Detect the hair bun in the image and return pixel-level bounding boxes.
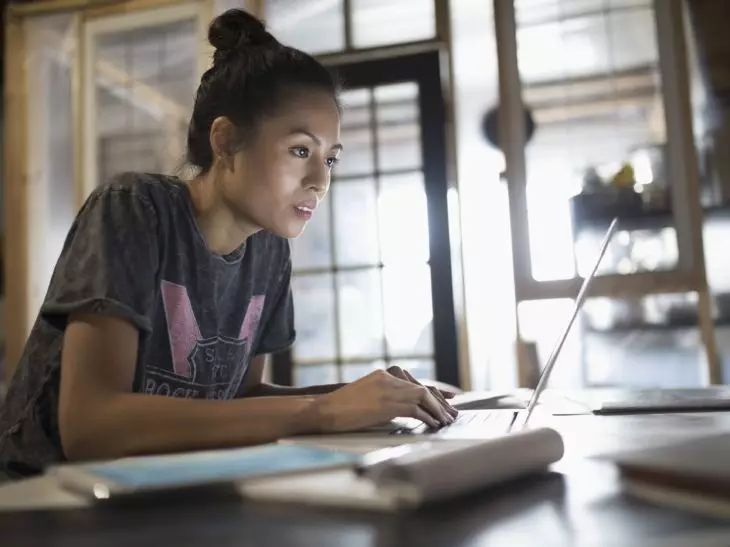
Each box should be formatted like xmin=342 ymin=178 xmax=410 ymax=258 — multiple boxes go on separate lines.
xmin=209 ymin=9 xmax=276 ymax=59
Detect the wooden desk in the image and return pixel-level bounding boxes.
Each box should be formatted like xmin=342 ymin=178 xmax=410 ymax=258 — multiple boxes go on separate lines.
xmin=2 ymin=413 xmax=730 ymax=546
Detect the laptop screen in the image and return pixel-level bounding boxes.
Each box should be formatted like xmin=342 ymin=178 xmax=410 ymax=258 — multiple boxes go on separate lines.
xmin=520 ymin=218 xmax=619 ymax=426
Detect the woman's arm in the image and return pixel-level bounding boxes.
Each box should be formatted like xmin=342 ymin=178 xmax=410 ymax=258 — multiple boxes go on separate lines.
xmin=240 ymin=357 xmax=458 ymax=399
xmin=240 ymin=355 xmax=345 ymax=397
xmin=58 ymin=314 xmax=324 ymax=461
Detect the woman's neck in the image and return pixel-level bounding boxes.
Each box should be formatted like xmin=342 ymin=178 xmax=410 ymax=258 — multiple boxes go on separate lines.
xmin=186 ymin=173 xmax=259 ymax=256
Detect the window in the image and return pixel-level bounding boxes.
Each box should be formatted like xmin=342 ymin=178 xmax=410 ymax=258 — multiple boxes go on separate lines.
xmin=275 ymin=52 xmax=459 ymax=387
xmin=513 ymin=0 xmax=669 ymax=282
xmin=265 ymin=0 xmax=436 ymax=54
xmin=83 ymin=6 xmax=200 ymax=194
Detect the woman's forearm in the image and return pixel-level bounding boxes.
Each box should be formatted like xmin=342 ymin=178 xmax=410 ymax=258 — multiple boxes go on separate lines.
xmin=60 ymin=392 xmax=322 ymax=461
xmin=245 ymin=382 xmax=346 ymax=397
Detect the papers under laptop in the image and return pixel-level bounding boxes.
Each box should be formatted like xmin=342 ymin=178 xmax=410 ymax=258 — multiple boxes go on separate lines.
xmin=289 ymin=218 xmax=619 ymax=448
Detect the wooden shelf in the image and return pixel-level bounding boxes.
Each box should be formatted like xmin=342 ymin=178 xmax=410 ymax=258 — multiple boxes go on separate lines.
xmin=584 ymin=316 xmax=730 ymax=335
xmin=571 ymin=204 xmax=730 ymax=233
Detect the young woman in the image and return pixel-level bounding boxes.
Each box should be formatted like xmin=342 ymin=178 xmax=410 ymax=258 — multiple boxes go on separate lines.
xmin=0 ymin=9 xmax=456 ymax=479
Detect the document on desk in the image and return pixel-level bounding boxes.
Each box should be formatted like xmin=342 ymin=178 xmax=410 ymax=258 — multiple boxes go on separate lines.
xmin=240 ymin=427 xmax=564 ymax=511
xmin=601 ymin=433 xmax=730 ymax=519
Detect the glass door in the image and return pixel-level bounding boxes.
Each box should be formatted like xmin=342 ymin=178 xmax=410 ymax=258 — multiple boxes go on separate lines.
xmin=275 ymin=51 xmax=460 ymax=388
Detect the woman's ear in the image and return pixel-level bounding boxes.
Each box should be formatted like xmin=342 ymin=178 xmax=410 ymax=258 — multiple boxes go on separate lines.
xmin=209 ymin=116 xmax=237 ymax=171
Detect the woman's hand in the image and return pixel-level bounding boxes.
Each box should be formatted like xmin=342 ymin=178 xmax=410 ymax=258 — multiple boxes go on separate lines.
xmin=313 ymin=367 xmax=458 ymax=432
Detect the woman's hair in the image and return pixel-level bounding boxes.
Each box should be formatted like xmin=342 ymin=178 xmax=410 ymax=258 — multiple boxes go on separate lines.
xmin=187 ymin=9 xmax=339 ymax=173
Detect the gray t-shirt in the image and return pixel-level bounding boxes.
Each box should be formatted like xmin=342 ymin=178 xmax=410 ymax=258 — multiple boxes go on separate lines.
xmin=0 ymin=173 xmax=295 ymax=476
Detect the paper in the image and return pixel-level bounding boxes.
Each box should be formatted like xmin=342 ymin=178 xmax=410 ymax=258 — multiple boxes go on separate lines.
xmin=366 ymin=427 xmax=564 ymax=501
xmin=247 ymin=428 xmax=565 ymax=510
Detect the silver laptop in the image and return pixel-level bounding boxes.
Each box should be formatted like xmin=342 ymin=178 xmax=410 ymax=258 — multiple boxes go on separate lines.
xmin=295 ymin=218 xmax=619 ymax=445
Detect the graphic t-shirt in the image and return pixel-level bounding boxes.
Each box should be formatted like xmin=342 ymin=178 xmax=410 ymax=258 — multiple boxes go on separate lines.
xmin=0 ymin=173 xmax=295 ymax=475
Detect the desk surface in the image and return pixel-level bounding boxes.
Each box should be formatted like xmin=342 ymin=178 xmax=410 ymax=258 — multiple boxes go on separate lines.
xmin=3 ymin=412 xmax=730 ymax=546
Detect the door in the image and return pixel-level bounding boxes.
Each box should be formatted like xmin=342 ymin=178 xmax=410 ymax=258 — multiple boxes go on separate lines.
xmin=275 ymin=50 xmax=460 ymax=388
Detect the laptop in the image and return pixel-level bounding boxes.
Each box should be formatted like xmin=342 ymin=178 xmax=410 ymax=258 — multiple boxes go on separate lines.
xmin=589 ymin=387 xmax=730 ymax=414
xmin=290 ymin=219 xmax=619 ymax=446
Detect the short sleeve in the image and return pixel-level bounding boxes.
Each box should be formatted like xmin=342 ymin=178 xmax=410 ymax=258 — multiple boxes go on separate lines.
xmin=255 ymin=253 xmax=296 ymax=355
xmin=41 ymin=185 xmax=160 ymax=333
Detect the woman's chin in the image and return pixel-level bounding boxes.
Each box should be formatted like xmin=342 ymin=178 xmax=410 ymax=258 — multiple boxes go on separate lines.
xmin=271 ymin=220 xmax=307 ymax=240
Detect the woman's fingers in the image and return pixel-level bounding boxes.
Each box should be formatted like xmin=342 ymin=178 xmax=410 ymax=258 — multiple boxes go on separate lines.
xmin=391 ymin=403 xmax=440 ymax=429
xmin=396 ymin=367 xmax=459 ymax=419
xmin=384 ymin=380 xmax=450 ymax=425
xmin=412 ymin=383 xmax=452 ymax=425
xmin=427 ymin=386 xmax=459 ymax=418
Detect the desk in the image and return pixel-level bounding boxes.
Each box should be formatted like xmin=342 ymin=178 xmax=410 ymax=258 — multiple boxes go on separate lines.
xmin=2 ymin=413 xmax=730 ymax=546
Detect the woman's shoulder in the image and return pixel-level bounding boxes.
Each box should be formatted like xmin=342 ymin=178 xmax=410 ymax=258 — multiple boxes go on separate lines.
xmin=80 ymin=172 xmax=187 ymax=223
xmin=92 ymin=172 xmax=182 ymax=204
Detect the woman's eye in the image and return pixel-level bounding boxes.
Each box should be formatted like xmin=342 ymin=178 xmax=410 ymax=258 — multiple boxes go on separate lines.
xmin=326 ymin=157 xmax=340 ymax=168
xmin=290 ymin=147 xmax=310 ymax=159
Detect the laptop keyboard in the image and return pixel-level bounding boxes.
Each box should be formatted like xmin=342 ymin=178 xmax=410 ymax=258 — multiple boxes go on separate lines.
xmin=389 ymin=410 xmax=515 ymax=436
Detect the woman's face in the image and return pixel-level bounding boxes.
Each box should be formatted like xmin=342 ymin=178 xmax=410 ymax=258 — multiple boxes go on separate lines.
xmin=221 ymin=90 xmax=342 ymax=239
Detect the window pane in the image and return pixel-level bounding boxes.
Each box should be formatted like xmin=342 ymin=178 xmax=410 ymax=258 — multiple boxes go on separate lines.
xmin=337 ymin=89 xmax=374 ymax=177
xmin=93 ymin=18 xmax=196 ymax=180
xmin=582 ymin=293 xmax=705 ymax=387
xmin=515 ymin=2 xmax=670 ymax=282
xmin=382 ymin=265 xmax=434 ymax=356
xmin=292 ymin=274 xmax=337 ymax=361
xmin=291 ymin=195 xmax=332 ymax=271
xmin=351 ymin=0 xmax=436 ymax=48
xmin=517 ymin=299 xmax=581 ymax=387
xmin=266 ymin=0 xmax=345 ymax=54
xmin=575 ymin=227 xmax=678 ymax=277
xmin=337 ymin=270 xmax=385 ymax=359
xmin=609 ymin=8 xmax=658 ymax=69
xmin=332 ymin=179 xmax=380 ymax=267
xmin=515 ymin=0 xmax=651 ymax=26
xmin=296 ymin=363 xmax=339 ymax=387
xmin=25 ymin=14 xmax=79 ymax=323
xmin=377 ymin=122 xmax=422 ymax=172
xmin=338 ymin=127 xmax=374 ymax=178
xmin=374 ymin=82 xmax=418 ymax=104
xmin=378 ymin=172 xmax=430 ymax=264
xmin=517 ymin=8 xmax=657 ymax=83
xmin=341 ymin=361 xmax=386 ymax=382
xmin=341 ymin=88 xmax=372 ymax=126
xmin=390 ymin=359 xmax=435 ymax=381
xmin=375 ymin=84 xmax=422 ymax=172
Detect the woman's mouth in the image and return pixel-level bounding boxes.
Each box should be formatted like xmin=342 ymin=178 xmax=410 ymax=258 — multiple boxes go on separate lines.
xmin=293 ymin=205 xmax=314 ymax=220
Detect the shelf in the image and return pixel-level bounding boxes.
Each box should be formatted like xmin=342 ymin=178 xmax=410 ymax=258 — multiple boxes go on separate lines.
xmin=583 ymin=315 xmax=730 ymax=334
xmin=571 ymin=203 xmax=730 ymax=233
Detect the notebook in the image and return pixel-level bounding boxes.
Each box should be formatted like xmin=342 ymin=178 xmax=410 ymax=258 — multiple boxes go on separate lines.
xmin=48 ymin=443 xmax=362 ymax=499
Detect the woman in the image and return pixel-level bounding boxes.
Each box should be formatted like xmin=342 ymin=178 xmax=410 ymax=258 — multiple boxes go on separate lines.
xmin=0 ymin=9 xmax=456 ymax=479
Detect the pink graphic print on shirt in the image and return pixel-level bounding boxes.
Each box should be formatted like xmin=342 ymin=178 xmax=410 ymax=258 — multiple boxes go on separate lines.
xmin=161 ymin=280 xmax=265 ymax=397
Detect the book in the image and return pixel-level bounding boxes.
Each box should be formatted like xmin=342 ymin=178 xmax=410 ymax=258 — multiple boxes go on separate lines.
xmin=601 ymin=433 xmax=730 ymax=519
